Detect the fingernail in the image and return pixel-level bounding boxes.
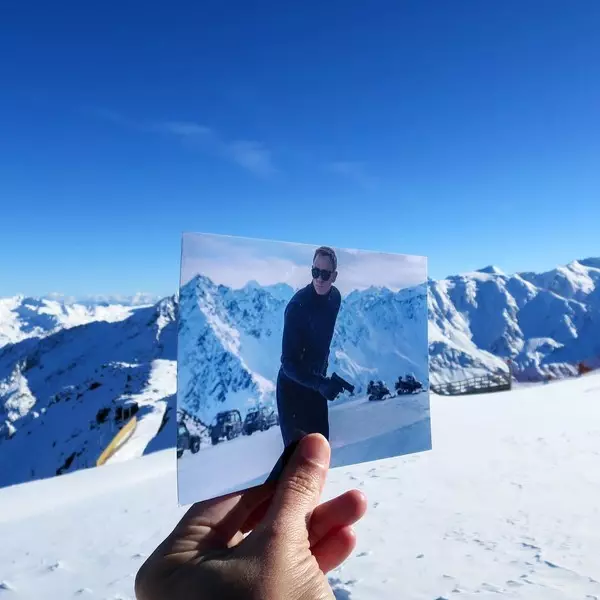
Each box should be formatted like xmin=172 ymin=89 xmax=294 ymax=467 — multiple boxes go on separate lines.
xmin=298 ymin=434 xmax=330 ymax=469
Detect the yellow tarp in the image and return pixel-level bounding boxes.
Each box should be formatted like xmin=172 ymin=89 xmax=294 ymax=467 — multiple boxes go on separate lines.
xmin=96 ymin=416 xmax=138 ymax=467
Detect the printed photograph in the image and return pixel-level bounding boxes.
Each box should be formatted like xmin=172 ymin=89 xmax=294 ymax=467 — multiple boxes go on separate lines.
xmin=177 ymin=232 xmax=430 ymax=505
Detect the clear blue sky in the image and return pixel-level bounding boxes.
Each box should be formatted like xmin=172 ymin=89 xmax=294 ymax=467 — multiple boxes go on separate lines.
xmin=1 ymin=0 xmax=599 ymax=297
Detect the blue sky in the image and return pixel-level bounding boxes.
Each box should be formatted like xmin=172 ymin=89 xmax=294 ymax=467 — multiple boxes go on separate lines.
xmin=181 ymin=232 xmax=427 ymax=295
xmin=1 ymin=1 xmax=599 ymax=297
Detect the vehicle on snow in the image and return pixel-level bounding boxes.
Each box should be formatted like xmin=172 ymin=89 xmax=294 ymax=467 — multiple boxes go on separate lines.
xmin=395 ymin=374 xmax=423 ymax=395
xmin=368 ymin=380 xmax=391 ymax=401
xmin=177 ymin=420 xmax=201 ymax=458
xmin=242 ymin=406 xmax=279 ymax=435
xmin=209 ymin=410 xmax=243 ymax=445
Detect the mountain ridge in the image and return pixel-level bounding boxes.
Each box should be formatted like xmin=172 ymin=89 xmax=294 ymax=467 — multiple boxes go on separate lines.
xmin=177 ymin=274 xmax=428 ymax=424
xmin=0 ymin=295 xmax=149 ymax=348
xmin=1 ymin=256 xmax=599 ymax=487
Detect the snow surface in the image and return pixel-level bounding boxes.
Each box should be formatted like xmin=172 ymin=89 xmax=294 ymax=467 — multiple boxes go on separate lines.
xmin=1 ymin=372 xmax=600 ymax=599
xmin=177 ymin=392 xmax=431 ymax=505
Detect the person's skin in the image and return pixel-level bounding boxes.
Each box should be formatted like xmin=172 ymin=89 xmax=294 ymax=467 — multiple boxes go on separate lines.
xmin=135 ymin=433 xmax=367 ymax=600
xmin=312 ymin=253 xmax=337 ymax=295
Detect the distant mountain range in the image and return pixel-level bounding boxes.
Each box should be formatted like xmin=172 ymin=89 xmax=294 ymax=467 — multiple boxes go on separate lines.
xmin=0 ymin=294 xmax=159 ymax=347
xmin=1 ymin=257 xmax=598 ymax=487
xmin=428 ymin=257 xmax=600 ymax=381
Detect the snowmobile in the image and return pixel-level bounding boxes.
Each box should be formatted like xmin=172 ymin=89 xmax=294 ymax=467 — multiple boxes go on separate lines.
xmin=368 ymin=381 xmax=391 ymax=401
xmin=395 ymin=374 xmax=423 ymax=395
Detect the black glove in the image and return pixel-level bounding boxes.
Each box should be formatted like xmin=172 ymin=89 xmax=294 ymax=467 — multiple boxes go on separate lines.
xmin=318 ymin=377 xmax=341 ymax=401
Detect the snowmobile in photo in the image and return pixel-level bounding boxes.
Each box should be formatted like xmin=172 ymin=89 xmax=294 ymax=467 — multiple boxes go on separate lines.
xmin=177 ymin=421 xmax=201 ymax=458
xmin=395 ymin=374 xmax=423 ymax=395
xmin=368 ymin=380 xmax=391 ymax=401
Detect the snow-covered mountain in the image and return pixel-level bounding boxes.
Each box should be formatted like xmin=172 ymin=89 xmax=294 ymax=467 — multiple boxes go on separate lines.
xmin=429 ymin=257 xmax=600 ymax=382
xmin=0 ymin=295 xmax=151 ymax=348
xmin=2 ymin=371 xmax=599 ymax=599
xmin=1 ymin=256 xmax=599 ymax=489
xmin=44 ymin=292 xmax=162 ymax=306
xmin=177 ymin=274 xmax=429 ymax=424
xmin=0 ymin=298 xmax=177 ymax=487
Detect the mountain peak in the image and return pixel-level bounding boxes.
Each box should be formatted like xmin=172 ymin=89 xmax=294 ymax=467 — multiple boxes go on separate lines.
xmin=186 ymin=273 xmax=218 ymax=292
xmin=476 ymin=265 xmax=505 ymax=276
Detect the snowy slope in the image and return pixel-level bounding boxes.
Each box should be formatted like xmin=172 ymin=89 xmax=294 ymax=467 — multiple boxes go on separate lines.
xmin=1 ymin=372 xmax=599 ymax=599
xmin=177 ymin=275 xmax=429 ymax=424
xmin=178 ymin=390 xmax=430 ymax=505
xmin=0 ymin=295 xmax=146 ymax=348
xmin=0 ymin=298 xmax=177 ymax=487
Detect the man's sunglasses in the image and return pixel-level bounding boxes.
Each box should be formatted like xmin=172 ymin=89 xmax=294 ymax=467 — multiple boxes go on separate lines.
xmin=312 ymin=267 xmax=333 ymax=281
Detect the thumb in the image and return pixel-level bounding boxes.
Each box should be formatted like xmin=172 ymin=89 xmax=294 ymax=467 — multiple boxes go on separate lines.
xmin=261 ymin=434 xmax=331 ymax=536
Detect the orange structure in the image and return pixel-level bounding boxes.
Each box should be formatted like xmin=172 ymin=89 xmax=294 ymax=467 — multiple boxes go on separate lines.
xmin=578 ymin=361 xmax=593 ymax=376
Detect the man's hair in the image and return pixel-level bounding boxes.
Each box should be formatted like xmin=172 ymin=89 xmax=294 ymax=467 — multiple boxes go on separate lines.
xmin=313 ymin=246 xmax=338 ymax=271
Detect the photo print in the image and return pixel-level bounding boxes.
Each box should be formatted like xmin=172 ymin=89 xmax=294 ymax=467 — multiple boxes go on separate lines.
xmin=176 ymin=232 xmax=430 ymax=505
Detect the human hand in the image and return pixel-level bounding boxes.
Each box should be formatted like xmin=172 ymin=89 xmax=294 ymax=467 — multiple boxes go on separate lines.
xmin=135 ymin=433 xmax=367 ymax=600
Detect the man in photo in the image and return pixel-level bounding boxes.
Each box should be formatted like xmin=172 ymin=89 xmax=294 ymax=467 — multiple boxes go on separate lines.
xmin=276 ymin=246 xmax=343 ymax=451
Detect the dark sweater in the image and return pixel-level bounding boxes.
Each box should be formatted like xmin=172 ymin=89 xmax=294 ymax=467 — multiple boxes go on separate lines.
xmin=278 ymin=282 xmax=342 ymax=390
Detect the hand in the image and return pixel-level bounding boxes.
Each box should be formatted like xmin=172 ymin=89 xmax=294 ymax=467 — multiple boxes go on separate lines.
xmin=135 ymin=434 xmax=367 ymax=600
xmin=318 ymin=377 xmax=341 ymax=401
